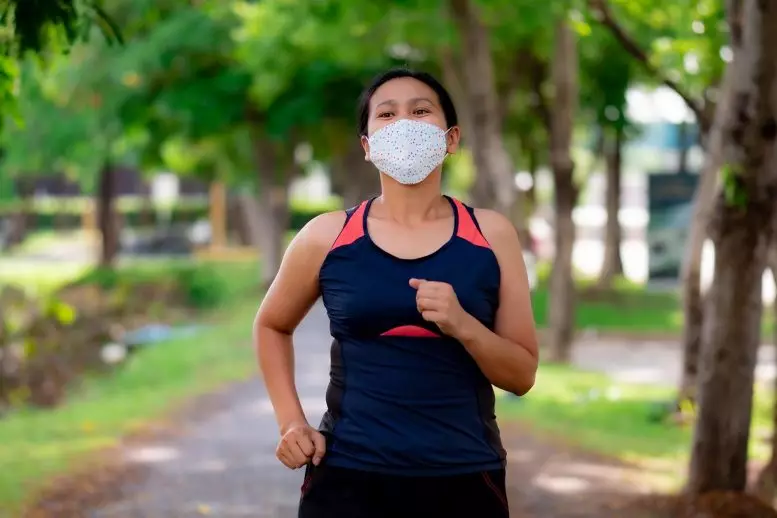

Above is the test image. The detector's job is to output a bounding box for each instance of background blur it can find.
[2,0,777,517]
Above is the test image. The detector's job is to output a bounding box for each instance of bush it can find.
[72,260,258,309]
[0,195,342,232]
[0,260,259,410]
[172,264,233,309]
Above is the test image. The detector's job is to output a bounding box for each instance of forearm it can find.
[255,324,307,433]
[454,313,538,395]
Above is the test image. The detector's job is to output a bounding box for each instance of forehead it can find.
[370,77,440,108]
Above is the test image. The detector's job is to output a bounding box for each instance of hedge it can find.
[0,195,341,232]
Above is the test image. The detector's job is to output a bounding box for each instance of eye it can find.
[414,108,431,115]
[377,111,394,118]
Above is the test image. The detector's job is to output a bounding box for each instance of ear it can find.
[445,126,461,154]
[360,135,371,161]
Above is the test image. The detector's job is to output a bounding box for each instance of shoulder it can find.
[472,208,520,245]
[293,210,348,255]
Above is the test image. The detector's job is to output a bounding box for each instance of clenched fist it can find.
[409,278,467,337]
[276,421,326,469]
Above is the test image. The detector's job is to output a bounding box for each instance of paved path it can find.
[86,303,775,517]
[93,305,332,518]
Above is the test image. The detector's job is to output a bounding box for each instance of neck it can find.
[376,169,444,224]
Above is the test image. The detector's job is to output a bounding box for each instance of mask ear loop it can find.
[442,127,453,161]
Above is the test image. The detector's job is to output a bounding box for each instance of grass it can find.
[497,363,775,489]
[529,268,774,336]
[531,280,683,334]
[0,259,263,513]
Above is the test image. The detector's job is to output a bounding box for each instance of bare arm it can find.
[454,209,539,395]
[253,212,345,434]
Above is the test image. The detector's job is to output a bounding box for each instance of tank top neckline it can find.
[362,195,460,263]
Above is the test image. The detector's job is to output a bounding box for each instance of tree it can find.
[687,0,777,493]
[676,66,733,406]
[588,0,730,406]
[447,0,518,219]
[580,33,634,287]
[546,12,579,363]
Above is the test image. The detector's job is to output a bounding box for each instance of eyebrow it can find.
[374,97,437,109]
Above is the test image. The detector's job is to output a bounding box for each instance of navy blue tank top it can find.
[317,195,506,476]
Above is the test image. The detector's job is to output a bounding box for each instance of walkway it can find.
[77,302,772,517]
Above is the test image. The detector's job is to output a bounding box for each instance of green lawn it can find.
[531,282,683,334]
[530,272,774,336]
[497,363,775,490]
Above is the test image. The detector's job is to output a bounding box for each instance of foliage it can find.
[1,0,122,54]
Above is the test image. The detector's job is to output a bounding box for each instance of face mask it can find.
[366,119,450,185]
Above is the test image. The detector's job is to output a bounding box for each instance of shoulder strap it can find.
[330,200,368,250]
[451,198,491,249]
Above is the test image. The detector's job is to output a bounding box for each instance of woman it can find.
[254,68,538,518]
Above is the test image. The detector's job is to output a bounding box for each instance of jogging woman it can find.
[254,67,539,518]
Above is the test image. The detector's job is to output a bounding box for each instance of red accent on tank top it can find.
[380,325,441,338]
[331,201,368,250]
[452,199,490,248]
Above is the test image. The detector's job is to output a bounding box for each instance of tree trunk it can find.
[330,141,380,209]
[448,0,518,219]
[526,145,538,209]
[688,196,771,492]
[440,45,494,207]
[7,180,34,247]
[753,246,777,503]
[687,0,777,494]
[676,66,734,407]
[546,17,579,363]
[96,163,119,268]
[677,121,690,174]
[598,126,624,286]
[250,133,292,290]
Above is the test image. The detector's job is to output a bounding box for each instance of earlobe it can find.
[446,127,461,154]
[360,135,371,161]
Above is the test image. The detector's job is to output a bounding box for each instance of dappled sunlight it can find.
[533,474,592,495]
[610,367,676,385]
[125,445,180,464]
[247,398,276,416]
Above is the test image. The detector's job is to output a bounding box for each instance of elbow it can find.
[503,351,538,396]
[509,373,536,397]
[253,311,292,355]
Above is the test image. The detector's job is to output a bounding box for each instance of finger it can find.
[416,283,447,297]
[277,449,297,469]
[288,440,312,466]
[311,431,327,465]
[296,433,316,458]
[416,297,442,312]
[420,310,444,323]
[409,278,426,289]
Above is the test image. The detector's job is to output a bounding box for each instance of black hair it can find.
[356,67,458,136]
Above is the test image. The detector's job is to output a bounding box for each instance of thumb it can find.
[409,278,425,289]
[311,430,327,465]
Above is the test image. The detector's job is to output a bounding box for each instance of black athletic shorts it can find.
[298,462,510,518]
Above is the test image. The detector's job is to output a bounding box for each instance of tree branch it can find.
[588,0,708,128]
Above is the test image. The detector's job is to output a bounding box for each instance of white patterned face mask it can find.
[366,119,450,185]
